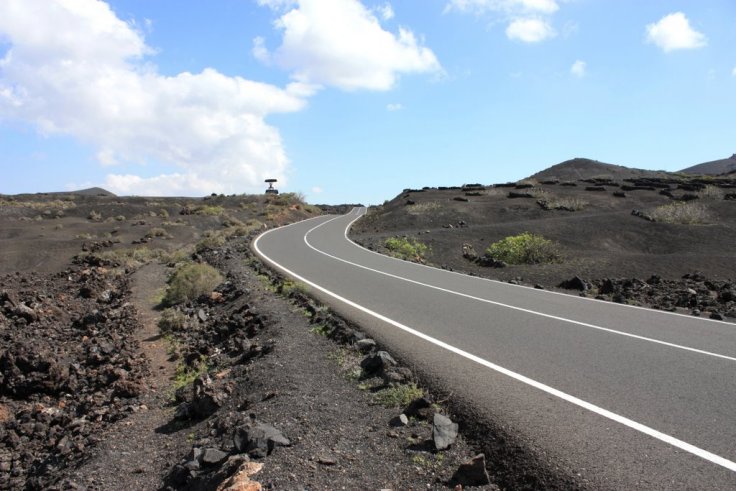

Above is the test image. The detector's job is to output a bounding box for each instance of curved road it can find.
[254,208,736,489]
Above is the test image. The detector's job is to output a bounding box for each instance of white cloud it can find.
[256,0,441,91]
[447,0,559,44]
[646,12,707,53]
[506,18,556,43]
[377,3,395,20]
[0,0,307,196]
[252,36,270,63]
[311,186,323,194]
[446,0,558,15]
[386,103,403,111]
[570,59,586,77]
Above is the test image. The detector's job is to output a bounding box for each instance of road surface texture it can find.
[254,208,736,489]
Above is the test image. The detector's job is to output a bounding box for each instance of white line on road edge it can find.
[253,219,736,472]
[304,211,736,363]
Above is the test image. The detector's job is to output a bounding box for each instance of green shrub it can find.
[158,308,187,332]
[372,383,424,408]
[486,232,561,264]
[699,185,724,201]
[195,232,226,253]
[538,196,587,211]
[173,356,209,390]
[279,279,308,296]
[384,236,428,261]
[146,227,172,239]
[163,262,223,305]
[650,202,710,224]
[193,205,224,216]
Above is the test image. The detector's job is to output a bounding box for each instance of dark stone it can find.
[451,454,491,487]
[200,447,229,466]
[403,397,433,420]
[234,422,290,458]
[360,351,396,374]
[558,276,590,291]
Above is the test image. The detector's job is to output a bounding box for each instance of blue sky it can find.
[0,0,734,204]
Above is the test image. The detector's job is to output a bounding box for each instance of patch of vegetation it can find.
[699,185,725,201]
[257,274,276,292]
[411,453,444,470]
[309,324,331,336]
[538,196,587,211]
[146,227,173,239]
[0,199,76,211]
[529,187,550,199]
[92,247,168,269]
[158,308,188,333]
[163,262,223,306]
[406,201,441,215]
[486,232,562,265]
[88,210,102,221]
[384,236,428,262]
[279,279,308,296]
[372,383,424,408]
[649,202,710,224]
[194,205,225,216]
[195,231,227,253]
[173,356,209,390]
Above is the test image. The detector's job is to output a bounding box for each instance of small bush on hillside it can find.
[538,196,587,211]
[650,202,710,224]
[372,383,424,408]
[146,227,172,239]
[699,185,724,201]
[486,232,562,265]
[158,308,187,333]
[385,236,428,262]
[163,262,223,306]
[406,201,441,215]
[279,279,308,296]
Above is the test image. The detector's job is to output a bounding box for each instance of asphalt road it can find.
[254,208,736,489]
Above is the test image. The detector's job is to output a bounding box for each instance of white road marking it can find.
[253,218,736,472]
[303,211,736,362]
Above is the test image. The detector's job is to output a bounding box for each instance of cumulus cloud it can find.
[447,0,559,44]
[386,103,403,111]
[377,2,395,20]
[446,0,558,15]
[646,12,707,53]
[255,0,441,91]
[0,0,306,196]
[506,18,555,43]
[570,59,586,77]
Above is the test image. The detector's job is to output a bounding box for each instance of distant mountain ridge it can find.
[529,158,672,181]
[679,154,736,176]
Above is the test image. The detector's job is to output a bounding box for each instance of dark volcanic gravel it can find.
[0,257,148,489]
